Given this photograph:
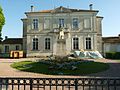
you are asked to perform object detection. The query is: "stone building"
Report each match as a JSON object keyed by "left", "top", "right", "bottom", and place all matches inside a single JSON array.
[
  {"left": 21, "top": 5, "right": 103, "bottom": 57},
  {"left": 0, "top": 37, "right": 23, "bottom": 53},
  {"left": 102, "top": 34, "right": 120, "bottom": 55}
]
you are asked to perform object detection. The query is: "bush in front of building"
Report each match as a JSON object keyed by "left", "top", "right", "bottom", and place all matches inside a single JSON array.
[
  {"left": 0, "top": 53, "right": 10, "bottom": 58},
  {"left": 105, "top": 52, "right": 120, "bottom": 59}
]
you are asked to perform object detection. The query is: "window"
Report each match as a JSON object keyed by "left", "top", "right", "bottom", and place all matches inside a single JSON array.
[
  {"left": 32, "top": 19, "right": 38, "bottom": 29},
  {"left": 73, "top": 18, "right": 78, "bottom": 29},
  {"left": 84, "top": 19, "right": 90, "bottom": 28},
  {"left": 59, "top": 19, "right": 64, "bottom": 28},
  {"left": 86, "top": 37, "right": 92, "bottom": 49},
  {"left": 45, "top": 38, "right": 50, "bottom": 50},
  {"left": 32, "top": 38, "right": 38, "bottom": 50},
  {"left": 44, "top": 18, "right": 50, "bottom": 29},
  {"left": 5, "top": 46, "right": 9, "bottom": 53},
  {"left": 16, "top": 45, "right": 19, "bottom": 50},
  {"left": 73, "top": 37, "right": 79, "bottom": 50}
]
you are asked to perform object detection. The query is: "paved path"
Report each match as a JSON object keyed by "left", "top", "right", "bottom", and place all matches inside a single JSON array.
[
  {"left": 0, "top": 58, "right": 120, "bottom": 78},
  {"left": 88, "top": 59, "right": 120, "bottom": 77}
]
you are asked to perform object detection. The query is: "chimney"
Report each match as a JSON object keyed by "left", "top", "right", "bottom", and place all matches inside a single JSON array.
[
  {"left": 89, "top": 4, "right": 93, "bottom": 10},
  {"left": 31, "top": 5, "right": 34, "bottom": 12},
  {"left": 118, "top": 34, "right": 120, "bottom": 39},
  {"left": 5, "top": 36, "right": 8, "bottom": 39}
]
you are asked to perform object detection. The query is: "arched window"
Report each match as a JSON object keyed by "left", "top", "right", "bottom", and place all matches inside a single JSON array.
[
  {"left": 73, "top": 37, "right": 79, "bottom": 50},
  {"left": 45, "top": 38, "right": 50, "bottom": 50},
  {"left": 32, "top": 38, "right": 38, "bottom": 50}
]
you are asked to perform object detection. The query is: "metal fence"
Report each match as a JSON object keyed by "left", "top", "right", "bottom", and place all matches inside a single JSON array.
[{"left": 0, "top": 77, "right": 120, "bottom": 90}]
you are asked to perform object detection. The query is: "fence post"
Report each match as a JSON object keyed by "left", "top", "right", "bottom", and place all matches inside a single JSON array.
[
  {"left": 0, "top": 78, "right": 2, "bottom": 90},
  {"left": 30, "top": 79, "right": 33, "bottom": 90},
  {"left": 5, "top": 79, "right": 8, "bottom": 90},
  {"left": 75, "top": 79, "right": 78, "bottom": 90}
]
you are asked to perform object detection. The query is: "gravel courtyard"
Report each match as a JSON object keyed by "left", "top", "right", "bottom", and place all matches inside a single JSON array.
[{"left": 0, "top": 58, "right": 120, "bottom": 78}]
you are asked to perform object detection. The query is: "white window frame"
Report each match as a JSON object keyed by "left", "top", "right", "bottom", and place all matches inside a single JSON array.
[
  {"left": 84, "top": 18, "right": 90, "bottom": 29},
  {"left": 72, "top": 18, "right": 79, "bottom": 29},
  {"left": 32, "top": 38, "right": 38, "bottom": 50},
  {"left": 72, "top": 37, "right": 79, "bottom": 50},
  {"left": 44, "top": 18, "right": 50, "bottom": 29},
  {"left": 85, "top": 37, "right": 92, "bottom": 50},
  {"left": 59, "top": 18, "right": 64, "bottom": 28},
  {"left": 32, "top": 19, "right": 39, "bottom": 29},
  {"left": 45, "top": 37, "right": 51, "bottom": 50}
]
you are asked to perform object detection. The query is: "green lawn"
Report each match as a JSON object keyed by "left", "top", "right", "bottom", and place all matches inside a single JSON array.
[{"left": 11, "top": 60, "right": 109, "bottom": 75}]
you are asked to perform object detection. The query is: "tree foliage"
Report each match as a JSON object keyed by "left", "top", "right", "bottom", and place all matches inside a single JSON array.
[{"left": 0, "top": 6, "right": 5, "bottom": 32}]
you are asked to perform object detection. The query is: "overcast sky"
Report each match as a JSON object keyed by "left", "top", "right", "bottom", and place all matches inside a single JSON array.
[{"left": 0, "top": 0, "right": 120, "bottom": 38}]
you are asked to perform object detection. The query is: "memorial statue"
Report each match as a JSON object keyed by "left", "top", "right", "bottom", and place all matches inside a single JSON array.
[{"left": 59, "top": 27, "right": 64, "bottom": 39}]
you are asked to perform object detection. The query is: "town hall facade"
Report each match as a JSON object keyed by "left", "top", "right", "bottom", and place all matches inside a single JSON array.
[{"left": 21, "top": 5, "right": 103, "bottom": 57}]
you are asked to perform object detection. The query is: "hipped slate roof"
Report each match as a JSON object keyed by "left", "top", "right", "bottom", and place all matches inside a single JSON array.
[
  {"left": 25, "top": 6, "right": 99, "bottom": 14},
  {"left": 102, "top": 37, "right": 120, "bottom": 43},
  {"left": 0, "top": 38, "right": 23, "bottom": 44}
]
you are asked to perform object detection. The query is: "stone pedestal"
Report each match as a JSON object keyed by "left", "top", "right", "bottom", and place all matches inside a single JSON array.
[{"left": 56, "top": 39, "right": 66, "bottom": 56}]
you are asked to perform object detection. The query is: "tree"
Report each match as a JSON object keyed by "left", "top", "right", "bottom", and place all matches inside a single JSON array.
[{"left": 0, "top": 5, "right": 5, "bottom": 41}]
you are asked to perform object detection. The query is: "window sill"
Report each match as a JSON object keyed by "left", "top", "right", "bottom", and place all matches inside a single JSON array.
[
  {"left": 31, "top": 50, "right": 40, "bottom": 51},
  {"left": 44, "top": 49, "right": 51, "bottom": 51},
  {"left": 72, "top": 28, "right": 79, "bottom": 30},
  {"left": 31, "top": 29, "right": 39, "bottom": 30},
  {"left": 72, "top": 49, "right": 80, "bottom": 51},
  {"left": 83, "top": 28, "right": 91, "bottom": 30},
  {"left": 43, "top": 29, "right": 50, "bottom": 30},
  {"left": 43, "top": 49, "right": 52, "bottom": 52},
  {"left": 85, "top": 49, "right": 92, "bottom": 51}
]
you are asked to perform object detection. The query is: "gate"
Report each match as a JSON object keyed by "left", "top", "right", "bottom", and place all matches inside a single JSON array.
[{"left": 0, "top": 77, "right": 120, "bottom": 90}]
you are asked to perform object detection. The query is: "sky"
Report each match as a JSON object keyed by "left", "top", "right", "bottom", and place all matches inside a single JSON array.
[{"left": 0, "top": 0, "right": 120, "bottom": 39}]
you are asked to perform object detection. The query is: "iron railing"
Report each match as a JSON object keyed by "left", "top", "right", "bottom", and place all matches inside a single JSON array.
[{"left": 0, "top": 77, "right": 120, "bottom": 90}]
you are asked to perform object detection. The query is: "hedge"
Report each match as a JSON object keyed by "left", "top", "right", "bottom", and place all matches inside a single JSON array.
[
  {"left": 105, "top": 52, "right": 120, "bottom": 59},
  {"left": 0, "top": 53, "right": 10, "bottom": 58}
]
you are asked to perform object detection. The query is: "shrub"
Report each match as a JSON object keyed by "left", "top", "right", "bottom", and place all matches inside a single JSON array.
[
  {"left": 0, "top": 53, "right": 10, "bottom": 58},
  {"left": 105, "top": 52, "right": 120, "bottom": 59},
  {"left": 115, "top": 52, "right": 120, "bottom": 59}
]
